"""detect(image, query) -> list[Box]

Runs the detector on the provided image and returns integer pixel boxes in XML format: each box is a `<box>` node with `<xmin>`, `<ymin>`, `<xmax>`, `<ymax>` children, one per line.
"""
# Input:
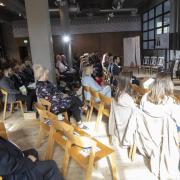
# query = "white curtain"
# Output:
<box><xmin>123</xmin><ymin>36</ymin><xmax>141</xmax><ymax>67</ymax></box>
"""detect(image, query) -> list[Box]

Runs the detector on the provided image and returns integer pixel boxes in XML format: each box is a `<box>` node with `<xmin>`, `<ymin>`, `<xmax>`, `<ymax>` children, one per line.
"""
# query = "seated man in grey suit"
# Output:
<box><xmin>0</xmin><ymin>64</ymin><xmax>33</xmax><ymax>111</ymax></box>
<box><xmin>0</xmin><ymin>136</ymin><xmax>64</xmax><ymax>180</ymax></box>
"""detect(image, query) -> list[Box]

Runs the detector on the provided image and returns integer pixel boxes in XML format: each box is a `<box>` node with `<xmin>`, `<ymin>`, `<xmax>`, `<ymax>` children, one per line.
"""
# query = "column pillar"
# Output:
<box><xmin>59</xmin><ymin>1</ymin><xmax>73</xmax><ymax>68</ymax></box>
<box><xmin>25</xmin><ymin>0</ymin><xmax>56</xmax><ymax>83</ymax></box>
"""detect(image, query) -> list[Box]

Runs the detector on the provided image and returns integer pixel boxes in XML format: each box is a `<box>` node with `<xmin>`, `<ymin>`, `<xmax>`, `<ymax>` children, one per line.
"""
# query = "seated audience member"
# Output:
<box><xmin>112</xmin><ymin>56</ymin><xmax>121</xmax><ymax>76</ymax></box>
<box><xmin>101</xmin><ymin>53</ymin><xmax>109</xmax><ymax>72</ymax></box>
<box><xmin>0</xmin><ymin>64</ymin><xmax>34</xmax><ymax>111</ymax></box>
<box><xmin>92</xmin><ymin>55</ymin><xmax>104</xmax><ymax>85</ymax></box>
<box><xmin>34</xmin><ymin>65</ymin><xmax>85</xmax><ymax>128</ymax></box>
<box><xmin>0</xmin><ymin>136</ymin><xmax>63</xmax><ymax>180</ymax></box>
<box><xmin>56</xmin><ymin>54</ymin><xmax>68</xmax><ymax>74</ymax></box>
<box><xmin>139</xmin><ymin>72</ymin><xmax>180</xmax><ymax>179</ymax></box>
<box><xmin>24</xmin><ymin>60</ymin><xmax>35</xmax><ymax>82</ymax></box>
<box><xmin>109</xmin><ymin>72</ymin><xmax>137</xmax><ymax>146</ymax></box>
<box><xmin>81</xmin><ymin>64</ymin><xmax>111</xmax><ymax>101</ymax></box>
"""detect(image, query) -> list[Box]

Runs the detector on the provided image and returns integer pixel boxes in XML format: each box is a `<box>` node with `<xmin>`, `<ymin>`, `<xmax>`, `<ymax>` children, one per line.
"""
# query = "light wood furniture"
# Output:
<box><xmin>82</xmin><ymin>86</ymin><xmax>91</xmax><ymax>121</ymax></box>
<box><xmin>95</xmin><ymin>93</ymin><xmax>112</xmax><ymax>130</ymax></box>
<box><xmin>0</xmin><ymin>88</ymin><xmax>24</xmax><ymax>120</ymax></box>
<box><xmin>130</xmin><ymin>84</ymin><xmax>149</xmax><ymax>104</ymax></box>
<box><xmin>128</xmin><ymin>144</ymin><xmax>137</xmax><ymax>161</ymax></box>
<box><xmin>88</xmin><ymin>87</ymin><xmax>100</xmax><ymax>121</ymax></box>
<box><xmin>35</xmin><ymin>101</ymin><xmax>69</xmax><ymax>148</ymax></box>
<box><xmin>45</xmin><ymin>113</ymin><xmax>118</xmax><ymax>180</ymax></box>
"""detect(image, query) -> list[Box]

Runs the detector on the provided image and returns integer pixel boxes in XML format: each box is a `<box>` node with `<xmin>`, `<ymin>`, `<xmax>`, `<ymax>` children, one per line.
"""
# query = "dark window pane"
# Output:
<box><xmin>143</xmin><ymin>13</ymin><xmax>148</xmax><ymax>21</ymax></box>
<box><xmin>164</xmin><ymin>13</ymin><xmax>170</xmax><ymax>25</ymax></box>
<box><xmin>143</xmin><ymin>32</ymin><xmax>148</xmax><ymax>40</ymax></box>
<box><xmin>149</xmin><ymin>30</ymin><xmax>155</xmax><ymax>40</ymax></box>
<box><xmin>149</xmin><ymin>19</ymin><xmax>154</xmax><ymax>29</ymax></box>
<box><xmin>164</xmin><ymin>0</ymin><xmax>170</xmax><ymax>12</ymax></box>
<box><xmin>143</xmin><ymin>22</ymin><xmax>148</xmax><ymax>31</ymax></box>
<box><xmin>143</xmin><ymin>41</ymin><xmax>148</xmax><ymax>49</ymax></box>
<box><xmin>149</xmin><ymin>9</ymin><xmax>154</xmax><ymax>19</ymax></box>
<box><xmin>164</xmin><ymin>26</ymin><xmax>169</xmax><ymax>33</ymax></box>
<box><xmin>156</xmin><ymin>28</ymin><xmax>162</xmax><ymax>35</ymax></box>
<box><xmin>156</xmin><ymin>4</ymin><xmax>162</xmax><ymax>16</ymax></box>
<box><xmin>156</xmin><ymin>16</ymin><xmax>162</xmax><ymax>27</ymax></box>
<box><xmin>149</xmin><ymin>41</ymin><xmax>155</xmax><ymax>49</ymax></box>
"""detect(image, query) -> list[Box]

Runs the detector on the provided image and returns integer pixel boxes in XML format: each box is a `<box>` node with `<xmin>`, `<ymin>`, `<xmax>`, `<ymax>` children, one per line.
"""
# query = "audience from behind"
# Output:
<box><xmin>139</xmin><ymin>72</ymin><xmax>180</xmax><ymax>179</ymax></box>
<box><xmin>0</xmin><ymin>136</ymin><xmax>64</xmax><ymax>180</ymax></box>
<box><xmin>34</xmin><ymin>64</ymin><xmax>86</xmax><ymax>129</ymax></box>
<box><xmin>81</xmin><ymin>64</ymin><xmax>111</xmax><ymax>101</ymax></box>
<box><xmin>0</xmin><ymin>63</ymin><xmax>34</xmax><ymax>111</ymax></box>
<box><xmin>109</xmin><ymin>72</ymin><xmax>137</xmax><ymax>146</ymax></box>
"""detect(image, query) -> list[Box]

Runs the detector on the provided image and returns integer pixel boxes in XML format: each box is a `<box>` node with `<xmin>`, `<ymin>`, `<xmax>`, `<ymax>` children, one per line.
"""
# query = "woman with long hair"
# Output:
<box><xmin>139</xmin><ymin>72</ymin><xmax>180</xmax><ymax>179</ymax></box>
<box><xmin>109</xmin><ymin>72</ymin><xmax>137</xmax><ymax>146</ymax></box>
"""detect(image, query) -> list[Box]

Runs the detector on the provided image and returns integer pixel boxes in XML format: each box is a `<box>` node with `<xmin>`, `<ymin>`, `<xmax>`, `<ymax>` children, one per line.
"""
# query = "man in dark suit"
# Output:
<box><xmin>0</xmin><ymin>136</ymin><xmax>64</xmax><ymax>180</ymax></box>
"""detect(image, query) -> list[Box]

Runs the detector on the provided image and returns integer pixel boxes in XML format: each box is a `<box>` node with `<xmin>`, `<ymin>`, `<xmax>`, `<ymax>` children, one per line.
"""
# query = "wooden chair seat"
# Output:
<box><xmin>0</xmin><ymin>88</ymin><xmax>24</xmax><ymax>120</ymax></box>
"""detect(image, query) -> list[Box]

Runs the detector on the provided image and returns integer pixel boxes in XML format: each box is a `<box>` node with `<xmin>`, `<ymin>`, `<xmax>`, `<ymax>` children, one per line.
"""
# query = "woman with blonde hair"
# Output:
<box><xmin>34</xmin><ymin>64</ymin><xmax>85</xmax><ymax>128</ymax></box>
<box><xmin>139</xmin><ymin>72</ymin><xmax>180</xmax><ymax>179</ymax></box>
<box><xmin>81</xmin><ymin>64</ymin><xmax>111</xmax><ymax>101</ymax></box>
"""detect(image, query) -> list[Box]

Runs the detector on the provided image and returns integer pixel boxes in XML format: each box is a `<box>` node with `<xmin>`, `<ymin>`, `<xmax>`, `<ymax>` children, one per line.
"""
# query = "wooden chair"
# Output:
<box><xmin>130</xmin><ymin>84</ymin><xmax>149</xmax><ymax>104</ymax></box>
<box><xmin>82</xmin><ymin>86</ymin><xmax>91</xmax><ymax>121</ymax></box>
<box><xmin>38</xmin><ymin>98</ymin><xmax>68</xmax><ymax>123</ymax></box>
<box><xmin>88</xmin><ymin>87</ymin><xmax>100</xmax><ymax>121</ymax></box>
<box><xmin>35</xmin><ymin>101</ymin><xmax>69</xmax><ymax>148</ymax></box>
<box><xmin>0</xmin><ymin>88</ymin><xmax>24</xmax><ymax>120</ymax></box>
<box><xmin>45</xmin><ymin>114</ymin><xmax>118</xmax><ymax>180</ymax></box>
<box><xmin>95</xmin><ymin>93</ymin><xmax>112</xmax><ymax>131</ymax></box>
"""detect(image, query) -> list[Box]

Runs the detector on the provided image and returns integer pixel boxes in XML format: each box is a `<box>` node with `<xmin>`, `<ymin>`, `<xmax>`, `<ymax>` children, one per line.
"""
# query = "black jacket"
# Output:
<box><xmin>0</xmin><ymin>137</ymin><xmax>42</xmax><ymax>180</ymax></box>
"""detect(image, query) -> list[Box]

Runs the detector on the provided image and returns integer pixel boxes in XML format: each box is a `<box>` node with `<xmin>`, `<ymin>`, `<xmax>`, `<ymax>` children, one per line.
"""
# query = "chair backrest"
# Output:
<box><xmin>82</xmin><ymin>86</ymin><xmax>90</xmax><ymax>102</ymax></box>
<box><xmin>130</xmin><ymin>84</ymin><xmax>149</xmax><ymax>96</ymax></box>
<box><xmin>151</xmin><ymin>56</ymin><xmax>158</xmax><ymax>65</ymax></box>
<box><xmin>35</xmin><ymin>102</ymin><xmax>49</xmax><ymax>121</ymax></box>
<box><xmin>38</xmin><ymin>98</ymin><xmax>51</xmax><ymax>111</ymax></box>
<box><xmin>89</xmin><ymin>87</ymin><xmax>100</xmax><ymax>102</ymax></box>
<box><xmin>99</xmin><ymin>93</ymin><xmax>112</xmax><ymax>106</ymax></box>
<box><xmin>143</xmin><ymin>56</ymin><xmax>150</xmax><ymax>65</ymax></box>
<box><xmin>157</xmin><ymin>57</ymin><xmax>164</xmax><ymax>66</ymax></box>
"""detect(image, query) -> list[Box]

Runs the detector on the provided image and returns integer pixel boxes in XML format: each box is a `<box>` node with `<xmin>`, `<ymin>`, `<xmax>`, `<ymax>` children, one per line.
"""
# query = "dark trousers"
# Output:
<box><xmin>23</xmin><ymin>149</ymin><xmax>64</xmax><ymax>180</ymax></box>
<box><xmin>15</xmin><ymin>89</ymin><xmax>37</xmax><ymax>111</ymax></box>
<box><xmin>68</xmin><ymin>96</ymin><xmax>83</xmax><ymax>123</ymax></box>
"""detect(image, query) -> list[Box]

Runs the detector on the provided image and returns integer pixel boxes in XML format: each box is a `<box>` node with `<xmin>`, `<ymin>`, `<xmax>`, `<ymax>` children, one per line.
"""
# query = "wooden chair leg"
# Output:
<box><xmin>107</xmin><ymin>153</ymin><xmax>118</xmax><ymax>180</ymax></box>
<box><xmin>10</xmin><ymin>103</ymin><xmax>14</xmax><ymax>114</ymax></box>
<box><xmin>2</xmin><ymin>98</ymin><xmax>7</xmax><ymax>121</ymax></box>
<box><xmin>109</xmin><ymin>135</ymin><xmax>113</xmax><ymax>145</ymax></box>
<box><xmin>62</xmin><ymin>141</ymin><xmax>72</xmax><ymax>178</ymax></box>
<box><xmin>19</xmin><ymin>101</ymin><xmax>24</xmax><ymax>116</ymax></box>
<box><xmin>88</xmin><ymin>105</ymin><xmax>94</xmax><ymax>122</ymax></box>
<box><xmin>45</xmin><ymin>128</ymin><xmax>55</xmax><ymax>160</ymax></box>
<box><xmin>129</xmin><ymin>145</ymin><xmax>137</xmax><ymax>161</ymax></box>
<box><xmin>95</xmin><ymin>105</ymin><xmax>103</xmax><ymax>131</ymax></box>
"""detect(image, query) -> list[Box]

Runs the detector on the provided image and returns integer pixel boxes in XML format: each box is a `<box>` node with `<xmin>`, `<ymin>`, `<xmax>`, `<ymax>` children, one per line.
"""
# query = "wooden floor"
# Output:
<box><xmin>0</xmin><ymin>110</ymin><xmax>158</xmax><ymax>180</ymax></box>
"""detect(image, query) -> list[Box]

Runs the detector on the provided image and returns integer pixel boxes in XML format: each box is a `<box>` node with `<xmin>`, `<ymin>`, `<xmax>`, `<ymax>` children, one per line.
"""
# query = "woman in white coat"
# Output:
<box><xmin>109</xmin><ymin>72</ymin><xmax>138</xmax><ymax>147</ymax></box>
<box><xmin>139</xmin><ymin>72</ymin><xmax>180</xmax><ymax>179</ymax></box>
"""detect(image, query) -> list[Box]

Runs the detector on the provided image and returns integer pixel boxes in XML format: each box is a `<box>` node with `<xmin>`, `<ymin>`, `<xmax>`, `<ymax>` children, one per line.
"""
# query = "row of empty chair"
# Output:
<box><xmin>138</xmin><ymin>56</ymin><xmax>165</xmax><ymax>74</ymax></box>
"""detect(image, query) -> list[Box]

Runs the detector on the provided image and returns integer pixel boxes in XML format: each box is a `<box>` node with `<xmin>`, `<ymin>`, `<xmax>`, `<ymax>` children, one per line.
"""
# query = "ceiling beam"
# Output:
<box><xmin>0</xmin><ymin>0</ymin><xmax>26</xmax><ymax>18</ymax></box>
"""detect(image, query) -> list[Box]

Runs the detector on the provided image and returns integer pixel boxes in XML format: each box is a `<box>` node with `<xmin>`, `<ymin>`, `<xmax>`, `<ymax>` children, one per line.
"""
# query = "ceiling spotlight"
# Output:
<box><xmin>0</xmin><ymin>2</ymin><xmax>5</xmax><ymax>7</ymax></box>
<box><xmin>62</xmin><ymin>35</ymin><xmax>71</xmax><ymax>43</ymax></box>
<box><xmin>24</xmin><ymin>40</ymin><xmax>28</xmax><ymax>44</ymax></box>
